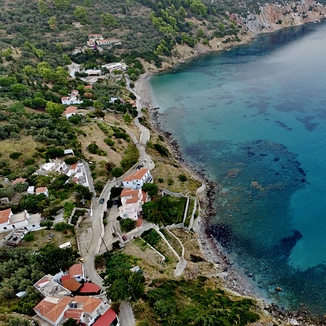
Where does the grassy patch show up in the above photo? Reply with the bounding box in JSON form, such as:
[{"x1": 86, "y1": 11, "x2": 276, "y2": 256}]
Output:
[{"x1": 135, "y1": 278, "x2": 260, "y2": 326}]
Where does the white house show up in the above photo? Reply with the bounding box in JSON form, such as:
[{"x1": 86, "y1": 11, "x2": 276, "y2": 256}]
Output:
[
  {"x1": 0, "y1": 208, "x2": 41, "y2": 233},
  {"x1": 64, "y1": 106, "x2": 77, "y2": 119},
  {"x1": 122, "y1": 168, "x2": 152, "y2": 190},
  {"x1": 119, "y1": 188, "x2": 147, "y2": 220},
  {"x1": 35, "y1": 187, "x2": 49, "y2": 197},
  {"x1": 61, "y1": 90, "x2": 83, "y2": 105},
  {"x1": 35, "y1": 158, "x2": 68, "y2": 176},
  {"x1": 34, "y1": 295, "x2": 108, "y2": 326}
]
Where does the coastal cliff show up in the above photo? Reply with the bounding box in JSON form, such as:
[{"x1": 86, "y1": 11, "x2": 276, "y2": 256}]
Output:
[
  {"x1": 239, "y1": 0, "x2": 326, "y2": 34},
  {"x1": 142, "y1": 0, "x2": 326, "y2": 72}
]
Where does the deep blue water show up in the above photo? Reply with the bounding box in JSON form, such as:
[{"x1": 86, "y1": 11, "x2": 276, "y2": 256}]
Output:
[{"x1": 150, "y1": 21, "x2": 326, "y2": 314}]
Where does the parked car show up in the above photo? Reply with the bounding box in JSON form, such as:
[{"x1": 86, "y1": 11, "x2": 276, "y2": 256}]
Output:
[
  {"x1": 99, "y1": 198, "x2": 104, "y2": 204},
  {"x1": 122, "y1": 235, "x2": 127, "y2": 241}
]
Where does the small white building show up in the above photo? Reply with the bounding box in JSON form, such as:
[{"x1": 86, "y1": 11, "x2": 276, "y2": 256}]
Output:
[
  {"x1": 122, "y1": 168, "x2": 152, "y2": 190},
  {"x1": 61, "y1": 90, "x2": 83, "y2": 105}
]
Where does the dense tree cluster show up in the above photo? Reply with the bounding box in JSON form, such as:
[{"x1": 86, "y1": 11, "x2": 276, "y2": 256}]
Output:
[{"x1": 0, "y1": 245, "x2": 77, "y2": 315}]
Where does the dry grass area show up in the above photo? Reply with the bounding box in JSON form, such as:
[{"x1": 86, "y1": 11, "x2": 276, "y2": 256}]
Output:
[
  {"x1": 19, "y1": 228, "x2": 77, "y2": 251},
  {"x1": 0, "y1": 136, "x2": 39, "y2": 164},
  {"x1": 171, "y1": 228, "x2": 219, "y2": 279},
  {"x1": 124, "y1": 237, "x2": 178, "y2": 279}
]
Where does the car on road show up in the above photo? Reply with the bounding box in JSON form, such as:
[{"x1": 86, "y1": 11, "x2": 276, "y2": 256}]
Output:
[
  {"x1": 99, "y1": 198, "x2": 104, "y2": 204},
  {"x1": 122, "y1": 235, "x2": 127, "y2": 241}
]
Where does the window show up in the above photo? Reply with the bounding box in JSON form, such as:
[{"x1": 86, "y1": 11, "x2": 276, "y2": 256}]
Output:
[{"x1": 3, "y1": 227, "x2": 7, "y2": 230}]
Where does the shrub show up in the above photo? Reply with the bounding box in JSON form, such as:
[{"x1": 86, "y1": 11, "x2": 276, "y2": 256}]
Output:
[
  {"x1": 54, "y1": 222, "x2": 69, "y2": 231},
  {"x1": 178, "y1": 174, "x2": 187, "y2": 182},
  {"x1": 10, "y1": 152, "x2": 22, "y2": 159},
  {"x1": 24, "y1": 158, "x2": 35, "y2": 166},
  {"x1": 64, "y1": 156, "x2": 78, "y2": 165},
  {"x1": 120, "y1": 218, "x2": 136, "y2": 232},
  {"x1": 104, "y1": 138, "x2": 115, "y2": 146},
  {"x1": 24, "y1": 233, "x2": 35, "y2": 242},
  {"x1": 154, "y1": 143, "x2": 169, "y2": 157}
]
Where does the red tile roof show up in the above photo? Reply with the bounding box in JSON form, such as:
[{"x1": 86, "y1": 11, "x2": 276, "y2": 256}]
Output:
[
  {"x1": 64, "y1": 308, "x2": 83, "y2": 321},
  {"x1": 121, "y1": 188, "x2": 139, "y2": 197},
  {"x1": 62, "y1": 278, "x2": 82, "y2": 292},
  {"x1": 79, "y1": 283, "x2": 101, "y2": 294},
  {"x1": 64, "y1": 106, "x2": 77, "y2": 115},
  {"x1": 123, "y1": 168, "x2": 148, "y2": 182},
  {"x1": 93, "y1": 308, "x2": 117, "y2": 326},
  {"x1": 69, "y1": 264, "x2": 83, "y2": 277},
  {"x1": 61, "y1": 275, "x2": 71, "y2": 282},
  {"x1": 12, "y1": 177, "x2": 26, "y2": 185},
  {"x1": 34, "y1": 296, "x2": 72, "y2": 323},
  {"x1": 70, "y1": 163, "x2": 78, "y2": 170},
  {"x1": 84, "y1": 85, "x2": 93, "y2": 90},
  {"x1": 0, "y1": 208, "x2": 11, "y2": 224},
  {"x1": 35, "y1": 187, "x2": 47, "y2": 194},
  {"x1": 74, "y1": 296, "x2": 102, "y2": 313}
]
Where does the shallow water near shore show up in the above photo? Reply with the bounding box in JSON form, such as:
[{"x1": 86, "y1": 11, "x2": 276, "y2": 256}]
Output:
[{"x1": 150, "y1": 21, "x2": 326, "y2": 315}]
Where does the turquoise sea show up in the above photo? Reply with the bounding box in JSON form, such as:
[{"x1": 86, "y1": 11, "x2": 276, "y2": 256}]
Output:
[{"x1": 150, "y1": 21, "x2": 326, "y2": 315}]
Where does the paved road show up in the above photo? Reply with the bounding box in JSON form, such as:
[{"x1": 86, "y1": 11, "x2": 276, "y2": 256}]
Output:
[
  {"x1": 79, "y1": 74, "x2": 156, "y2": 325},
  {"x1": 119, "y1": 301, "x2": 135, "y2": 326}
]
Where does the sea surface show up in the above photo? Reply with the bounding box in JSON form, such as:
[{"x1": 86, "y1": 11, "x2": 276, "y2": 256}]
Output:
[{"x1": 150, "y1": 21, "x2": 326, "y2": 315}]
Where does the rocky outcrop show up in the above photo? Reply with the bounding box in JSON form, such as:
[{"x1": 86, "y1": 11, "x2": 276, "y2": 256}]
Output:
[{"x1": 240, "y1": 0, "x2": 326, "y2": 34}]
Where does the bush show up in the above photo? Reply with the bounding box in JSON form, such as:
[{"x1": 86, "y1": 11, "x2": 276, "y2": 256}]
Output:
[
  {"x1": 120, "y1": 218, "x2": 136, "y2": 232},
  {"x1": 178, "y1": 174, "x2": 187, "y2": 182},
  {"x1": 64, "y1": 156, "x2": 78, "y2": 165},
  {"x1": 24, "y1": 233, "x2": 35, "y2": 242},
  {"x1": 24, "y1": 158, "x2": 35, "y2": 166},
  {"x1": 154, "y1": 143, "x2": 169, "y2": 157},
  {"x1": 54, "y1": 222, "x2": 69, "y2": 231},
  {"x1": 10, "y1": 152, "x2": 22, "y2": 159}
]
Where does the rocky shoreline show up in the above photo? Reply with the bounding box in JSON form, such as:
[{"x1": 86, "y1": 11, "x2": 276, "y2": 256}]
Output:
[{"x1": 134, "y1": 69, "x2": 326, "y2": 325}]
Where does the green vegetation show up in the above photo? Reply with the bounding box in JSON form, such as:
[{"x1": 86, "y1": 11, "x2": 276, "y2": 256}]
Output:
[
  {"x1": 120, "y1": 218, "x2": 136, "y2": 232},
  {"x1": 142, "y1": 183, "x2": 158, "y2": 196},
  {"x1": 137, "y1": 278, "x2": 260, "y2": 325},
  {"x1": 141, "y1": 229, "x2": 161, "y2": 246},
  {"x1": 0, "y1": 245, "x2": 77, "y2": 315},
  {"x1": 103, "y1": 252, "x2": 144, "y2": 302},
  {"x1": 142, "y1": 195, "x2": 186, "y2": 225}
]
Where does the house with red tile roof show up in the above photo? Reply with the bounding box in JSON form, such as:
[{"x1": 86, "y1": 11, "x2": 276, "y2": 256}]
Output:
[
  {"x1": 35, "y1": 187, "x2": 49, "y2": 197},
  {"x1": 68, "y1": 264, "x2": 86, "y2": 282},
  {"x1": 78, "y1": 282, "x2": 101, "y2": 295},
  {"x1": 34, "y1": 295, "x2": 109, "y2": 326},
  {"x1": 122, "y1": 168, "x2": 152, "y2": 190},
  {"x1": 12, "y1": 177, "x2": 27, "y2": 185},
  {"x1": 62, "y1": 278, "x2": 83, "y2": 293},
  {"x1": 119, "y1": 188, "x2": 148, "y2": 220},
  {"x1": 34, "y1": 296, "x2": 73, "y2": 326},
  {"x1": 64, "y1": 106, "x2": 77, "y2": 119}
]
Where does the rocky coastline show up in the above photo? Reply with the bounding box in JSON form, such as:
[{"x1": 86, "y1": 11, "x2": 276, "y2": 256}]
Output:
[{"x1": 133, "y1": 19, "x2": 326, "y2": 324}]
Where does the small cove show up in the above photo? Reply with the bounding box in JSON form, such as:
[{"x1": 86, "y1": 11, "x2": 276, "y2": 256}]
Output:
[{"x1": 150, "y1": 21, "x2": 326, "y2": 314}]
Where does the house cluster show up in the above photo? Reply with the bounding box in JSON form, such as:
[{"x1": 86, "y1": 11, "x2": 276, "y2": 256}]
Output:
[
  {"x1": 33, "y1": 264, "x2": 119, "y2": 326},
  {"x1": 87, "y1": 34, "x2": 121, "y2": 49},
  {"x1": 0, "y1": 207, "x2": 41, "y2": 235},
  {"x1": 61, "y1": 90, "x2": 83, "y2": 106},
  {"x1": 119, "y1": 168, "x2": 152, "y2": 221},
  {"x1": 35, "y1": 158, "x2": 90, "y2": 189}
]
